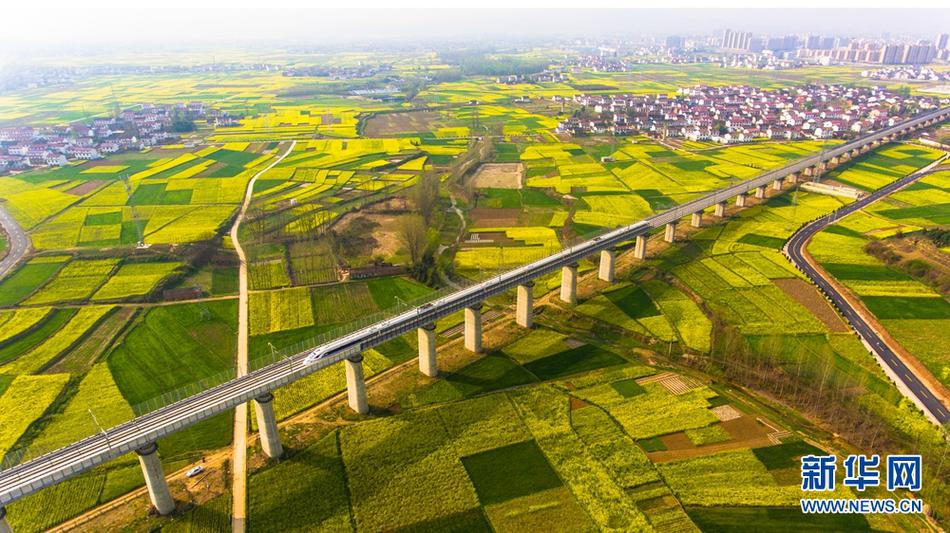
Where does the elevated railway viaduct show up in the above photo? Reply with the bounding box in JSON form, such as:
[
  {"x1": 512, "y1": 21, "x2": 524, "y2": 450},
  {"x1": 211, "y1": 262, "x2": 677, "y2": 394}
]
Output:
[{"x1": 0, "y1": 107, "x2": 947, "y2": 529}]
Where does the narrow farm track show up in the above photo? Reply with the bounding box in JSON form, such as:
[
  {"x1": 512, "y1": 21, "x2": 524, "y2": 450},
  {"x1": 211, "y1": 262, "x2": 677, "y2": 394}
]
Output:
[
  {"x1": 0, "y1": 203, "x2": 30, "y2": 281},
  {"x1": 784, "y1": 154, "x2": 950, "y2": 425},
  {"x1": 228, "y1": 141, "x2": 296, "y2": 533}
]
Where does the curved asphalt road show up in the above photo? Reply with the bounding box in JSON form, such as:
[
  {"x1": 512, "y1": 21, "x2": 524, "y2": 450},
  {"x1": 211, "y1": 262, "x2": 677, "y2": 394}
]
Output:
[
  {"x1": 0, "y1": 204, "x2": 30, "y2": 280},
  {"x1": 784, "y1": 157, "x2": 950, "y2": 425}
]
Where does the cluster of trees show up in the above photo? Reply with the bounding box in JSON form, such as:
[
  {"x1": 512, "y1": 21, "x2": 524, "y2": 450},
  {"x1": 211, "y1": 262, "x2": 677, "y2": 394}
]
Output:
[
  {"x1": 169, "y1": 108, "x2": 196, "y2": 133},
  {"x1": 398, "y1": 172, "x2": 441, "y2": 285},
  {"x1": 686, "y1": 323, "x2": 950, "y2": 516},
  {"x1": 440, "y1": 50, "x2": 548, "y2": 77},
  {"x1": 864, "y1": 231, "x2": 950, "y2": 295}
]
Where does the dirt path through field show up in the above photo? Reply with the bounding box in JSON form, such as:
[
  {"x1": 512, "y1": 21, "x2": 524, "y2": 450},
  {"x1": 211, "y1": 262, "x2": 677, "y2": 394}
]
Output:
[{"x1": 228, "y1": 140, "x2": 296, "y2": 533}]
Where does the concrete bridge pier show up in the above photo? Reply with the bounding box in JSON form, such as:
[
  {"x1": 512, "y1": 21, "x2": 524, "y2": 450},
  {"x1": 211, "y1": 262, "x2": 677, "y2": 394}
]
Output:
[
  {"x1": 345, "y1": 354, "x2": 368, "y2": 415},
  {"x1": 634, "y1": 235, "x2": 648, "y2": 260},
  {"x1": 598, "y1": 249, "x2": 615, "y2": 282},
  {"x1": 560, "y1": 264, "x2": 578, "y2": 304},
  {"x1": 788, "y1": 173, "x2": 799, "y2": 185},
  {"x1": 830, "y1": 156, "x2": 841, "y2": 167},
  {"x1": 417, "y1": 323, "x2": 438, "y2": 377},
  {"x1": 254, "y1": 393, "x2": 283, "y2": 459},
  {"x1": 754, "y1": 185, "x2": 766, "y2": 199},
  {"x1": 735, "y1": 192, "x2": 747, "y2": 208},
  {"x1": 714, "y1": 201, "x2": 727, "y2": 217},
  {"x1": 136, "y1": 443, "x2": 175, "y2": 515},
  {"x1": 516, "y1": 282, "x2": 534, "y2": 328},
  {"x1": 464, "y1": 305, "x2": 483, "y2": 353},
  {"x1": 0, "y1": 507, "x2": 11, "y2": 533},
  {"x1": 803, "y1": 166, "x2": 814, "y2": 178},
  {"x1": 772, "y1": 178, "x2": 783, "y2": 191},
  {"x1": 690, "y1": 211, "x2": 703, "y2": 228},
  {"x1": 664, "y1": 222, "x2": 677, "y2": 243}
]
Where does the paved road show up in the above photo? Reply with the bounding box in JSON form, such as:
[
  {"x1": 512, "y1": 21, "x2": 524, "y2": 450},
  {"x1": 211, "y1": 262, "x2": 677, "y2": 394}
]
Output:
[
  {"x1": 0, "y1": 107, "x2": 946, "y2": 511},
  {"x1": 0, "y1": 203, "x2": 30, "y2": 281},
  {"x1": 784, "y1": 156, "x2": 950, "y2": 425},
  {"x1": 228, "y1": 141, "x2": 296, "y2": 533}
]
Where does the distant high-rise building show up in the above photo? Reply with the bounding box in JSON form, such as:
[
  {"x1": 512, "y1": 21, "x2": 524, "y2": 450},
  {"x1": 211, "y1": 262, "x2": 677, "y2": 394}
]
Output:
[
  {"x1": 666, "y1": 35, "x2": 685, "y2": 49},
  {"x1": 766, "y1": 37, "x2": 784, "y2": 51},
  {"x1": 721, "y1": 29, "x2": 752, "y2": 50},
  {"x1": 783, "y1": 35, "x2": 799, "y2": 51},
  {"x1": 937, "y1": 33, "x2": 950, "y2": 50},
  {"x1": 901, "y1": 42, "x2": 937, "y2": 64},
  {"x1": 721, "y1": 29, "x2": 734, "y2": 48},
  {"x1": 806, "y1": 35, "x2": 822, "y2": 49},
  {"x1": 880, "y1": 44, "x2": 905, "y2": 64},
  {"x1": 820, "y1": 37, "x2": 836, "y2": 50}
]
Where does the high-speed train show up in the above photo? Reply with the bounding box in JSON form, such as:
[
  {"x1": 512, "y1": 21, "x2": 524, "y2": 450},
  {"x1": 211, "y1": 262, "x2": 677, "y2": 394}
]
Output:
[{"x1": 301, "y1": 220, "x2": 651, "y2": 367}]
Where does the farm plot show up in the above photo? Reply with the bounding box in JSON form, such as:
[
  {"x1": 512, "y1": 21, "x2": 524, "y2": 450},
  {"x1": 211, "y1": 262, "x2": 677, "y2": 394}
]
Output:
[
  {"x1": 107, "y1": 300, "x2": 236, "y2": 406},
  {"x1": 509, "y1": 385, "x2": 654, "y2": 531},
  {"x1": 0, "y1": 255, "x2": 70, "y2": 306},
  {"x1": 336, "y1": 389, "x2": 608, "y2": 532},
  {"x1": 456, "y1": 226, "x2": 561, "y2": 274},
  {"x1": 24, "y1": 258, "x2": 118, "y2": 304},
  {"x1": 0, "y1": 308, "x2": 52, "y2": 345},
  {"x1": 471, "y1": 163, "x2": 524, "y2": 189},
  {"x1": 249, "y1": 287, "x2": 315, "y2": 336},
  {"x1": 0, "y1": 309, "x2": 77, "y2": 366},
  {"x1": 30, "y1": 363, "x2": 135, "y2": 453},
  {"x1": 576, "y1": 283, "x2": 677, "y2": 342},
  {"x1": 825, "y1": 143, "x2": 944, "y2": 192},
  {"x1": 657, "y1": 448, "x2": 852, "y2": 506},
  {"x1": 91, "y1": 262, "x2": 182, "y2": 301},
  {"x1": 573, "y1": 193, "x2": 654, "y2": 228},
  {"x1": 0, "y1": 178, "x2": 82, "y2": 229},
  {"x1": 2, "y1": 306, "x2": 113, "y2": 375},
  {"x1": 248, "y1": 432, "x2": 351, "y2": 532},
  {"x1": 16, "y1": 144, "x2": 274, "y2": 252},
  {"x1": 572, "y1": 378, "x2": 720, "y2": 439},
  {"x1": 0, "y1": 374, "x2": 70, "y2": 457}
]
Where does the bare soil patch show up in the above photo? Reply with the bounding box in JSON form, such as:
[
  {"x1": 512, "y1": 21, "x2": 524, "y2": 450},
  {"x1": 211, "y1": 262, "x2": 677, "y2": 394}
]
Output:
[
  {"x1": 470, "y1": 207, "x2": 521, "y2": 227},
  {"x1": 334, "y1": 212, "x2": 403, "y2": 259},
  {"x1": 471, "y1": 163, "x2": 524, "y2": 189},
  {"x1": 569, "y1": 397, "x2": 590, "y2": 411},
  {"x1": 65, "y1": 180, "x2": 106, "y2": 196},
  {"x1": 363, "y1": 110, "x2": 445, "y2": 137},
  {"x1": 659, "y1": 432, "x2": 695, "y2": 451},
  {"x1": 773, "y1": 278, "x2": 849, "y2": 332},
  {"x1": 721, "y1": 413, "x2": 772, "y2": 441},
  {"x1": 195, "y1": 160, "x2": 228, "y2": 177}
]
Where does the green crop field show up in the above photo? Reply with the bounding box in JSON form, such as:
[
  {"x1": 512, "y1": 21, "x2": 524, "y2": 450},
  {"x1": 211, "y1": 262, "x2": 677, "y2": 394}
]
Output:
[
  {"x1": 0, "y1": 374, "x2": 70, "y2": 456},
  {"x1": 248, "y1": 433, "x2": 351, "y2": 532},
  {"x1": 3, "y1": 305, "x2": 112, "y2": 374},
  {"x1": 108, "y1": 300, "x2": 236, "y2": 406},
  {"x1": 809, "y1": 162, "x2": 950, "y2": 388},
  {"x1": 0, "y1": 256, "x2": 70, "y2": 306}
]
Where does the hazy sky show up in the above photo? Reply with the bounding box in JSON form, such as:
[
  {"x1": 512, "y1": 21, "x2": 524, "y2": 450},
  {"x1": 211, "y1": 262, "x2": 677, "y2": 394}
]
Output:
[{"x1": 1, "y1": 8, "x2": 948, "y2": 47}]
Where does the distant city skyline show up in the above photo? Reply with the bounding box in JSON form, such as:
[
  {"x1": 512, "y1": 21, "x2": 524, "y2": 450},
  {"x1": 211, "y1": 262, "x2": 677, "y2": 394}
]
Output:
[{"x1": 1, "y1": 8, "x2": 948, "y2": 47}]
